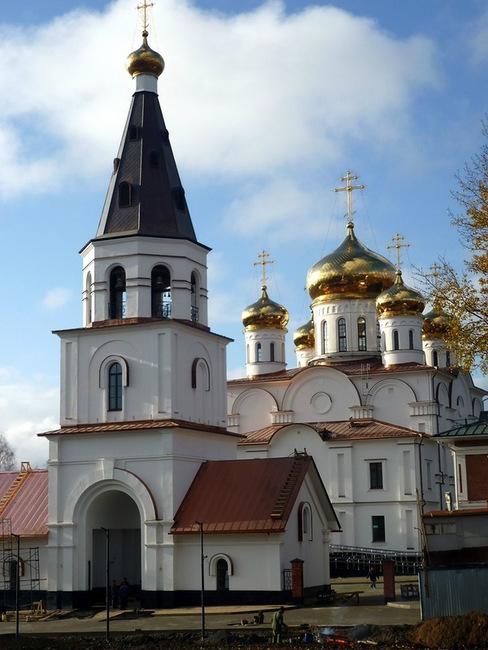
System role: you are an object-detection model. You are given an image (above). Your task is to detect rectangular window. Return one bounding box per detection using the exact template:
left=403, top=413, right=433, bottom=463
left=458, top=463, right=463, bottom=493
left=372, top=515, right=385, bottom=543
left=369, top=462, right=383, bottom=489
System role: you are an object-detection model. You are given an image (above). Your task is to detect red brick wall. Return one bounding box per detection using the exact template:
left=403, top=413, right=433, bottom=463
left=466, top=455, right=488, bottom=500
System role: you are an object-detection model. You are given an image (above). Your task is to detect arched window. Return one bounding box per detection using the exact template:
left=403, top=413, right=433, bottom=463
left=298, top=502, right=313, bottom=542
left=270, top=342, right=275, bottom=362
left=191, top=358, right=210, bottom=391
left=282, top=342, right=285, bottom=361
left=446, top=350, right=451, bottom=367
left=108, top=362, right=123, bottom=411
left=118, top=182, right=132, bottom=208
left=338, top=318, right=347, bottom=352
left=321, top=321, right=327, bottom=354
left=109, top=267, right=126, bottom=319
left=393, top=330, right=399, bottom=351
left=256, top=342, right=262, bottom=362
left=151, top=265, right=171, bottom=318
left=246, top=344, right=250, bottom=363
left=381, top=332, right=386, bottom=351
left=191, top=272, right=199, bottom=322
left=433, top=350, right=438, bottom=366
left=216, top=558, right=229, bottom=592
left=357, top=317, right=367, bottom=351
left=409, top=329, right=414, bottom=350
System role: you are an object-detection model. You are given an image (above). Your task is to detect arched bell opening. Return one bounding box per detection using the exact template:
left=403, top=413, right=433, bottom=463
left=151, top=265, right=172, bottom=318
left=109, top=267, right=127, bottom=319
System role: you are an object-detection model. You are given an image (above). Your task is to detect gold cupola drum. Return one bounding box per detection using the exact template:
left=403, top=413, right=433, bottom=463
left=243, top=252, right=289, bottom=378
left=293, top=318, right=315, bottom=368
left=376, top=270, right=425, bottom=318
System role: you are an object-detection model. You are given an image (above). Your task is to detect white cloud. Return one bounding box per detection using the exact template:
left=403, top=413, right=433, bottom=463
left=42, top=287, right=72, bottom=310
left=0, top=0, right=439, bottom=198
left=226, top=177, right=344, bottom=241
left=0, top=368, right=55, bottom=467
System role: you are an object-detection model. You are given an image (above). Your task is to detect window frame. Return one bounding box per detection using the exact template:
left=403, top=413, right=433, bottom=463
left=321, top=321, right=327, bottom=354
left=372, top=515, right=386, bottom=543
left=408, top=329, right=414, bottom=350
left=357, top=317, right=367, bottom=351
left=270, top=342, right=275, bottom=362
left=338, top=318, right=347, bottom=352
left=151, top=265, right=172, bottom=318
left=393, top=329, right=400, bottom=351
left=256, top=342, right=262, bottom=362
left=369, top=461, right=384, bottom=490
left=108, top=362, right=123, bottom=411
left=109, top=266, right=127, bottom=320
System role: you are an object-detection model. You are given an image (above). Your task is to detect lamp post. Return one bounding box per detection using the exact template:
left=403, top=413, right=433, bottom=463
left=101, top=527, right=110, bottom=641
left=195, top=521, right=205, bottom=642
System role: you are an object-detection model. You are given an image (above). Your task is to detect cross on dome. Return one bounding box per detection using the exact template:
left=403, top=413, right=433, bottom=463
left=254, top=250, right=274, bottom=288
left=334, top=170, right=366, bottom=226
left=387, top=233, right=410, bottom=271
left=428, top=262, right=442, bottom=288
left=137, top=0, right=154, bottom=34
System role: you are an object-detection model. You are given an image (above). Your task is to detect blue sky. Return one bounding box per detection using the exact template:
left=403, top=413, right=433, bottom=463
left=0, top=0, right=487, bottom=464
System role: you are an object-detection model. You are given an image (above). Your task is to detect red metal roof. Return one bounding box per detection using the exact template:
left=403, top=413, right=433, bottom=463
left=424, top=507, right=488, bottom=518
left=228, top=359, right=433, bottom=385
left=39, top=418, right=243, bottom=438
left=239, top=419, right=421, bottom=446
left=0, top=470, right=48, bottom=537
left=172, top=456, right=312, bottom=534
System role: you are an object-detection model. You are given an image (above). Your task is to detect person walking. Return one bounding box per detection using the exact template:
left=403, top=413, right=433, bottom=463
left=271, top=606, right=285, bottom=643
left=367, top=566, right=378, bottom=589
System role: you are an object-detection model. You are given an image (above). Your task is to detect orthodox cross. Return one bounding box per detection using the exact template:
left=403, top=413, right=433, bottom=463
left=137, top=0, right=154, bottom=32
left=254, top=250, right=274, bottom=287
left=334, top=170, right=366, bottom=225
left=428, top=262, right=442, bottom=289
left=387, top=233, right=410, bottom=270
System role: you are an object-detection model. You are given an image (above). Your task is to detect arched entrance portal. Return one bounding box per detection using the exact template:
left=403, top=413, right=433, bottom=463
left=86, top=490, right=141, bottom=600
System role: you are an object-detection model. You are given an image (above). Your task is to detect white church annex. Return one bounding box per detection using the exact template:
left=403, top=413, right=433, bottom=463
left=24, top=19, right=340, bottom=609
left=228, top=181, right=486, bottom=555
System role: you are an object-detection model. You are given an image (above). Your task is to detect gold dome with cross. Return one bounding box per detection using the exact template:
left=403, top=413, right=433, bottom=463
left=127, top=1, right=165, bottom=78
left=306, top=171, right=396, bottom=303
left=242, top=251, right=289, bottom=331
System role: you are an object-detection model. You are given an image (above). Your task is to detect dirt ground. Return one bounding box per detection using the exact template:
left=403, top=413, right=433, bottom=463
left=0, top=625, right=415, bottom=649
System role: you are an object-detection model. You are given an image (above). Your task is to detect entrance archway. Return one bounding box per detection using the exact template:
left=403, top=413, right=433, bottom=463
left=85, top=490, right=141, bottom=597
left=216, top=558, right=229, bottom=592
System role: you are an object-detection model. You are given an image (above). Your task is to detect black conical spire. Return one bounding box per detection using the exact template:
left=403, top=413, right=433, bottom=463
left=96, top=90, right=196, bottom=242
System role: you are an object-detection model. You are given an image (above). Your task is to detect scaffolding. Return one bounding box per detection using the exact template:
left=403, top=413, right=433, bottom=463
left=0, top=518, right=41, bottom=611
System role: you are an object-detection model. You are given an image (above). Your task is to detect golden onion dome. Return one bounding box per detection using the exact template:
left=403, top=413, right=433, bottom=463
left=423, top=308, right=451, bottom=339
left=242, top=286, right=289, bottom=331
left=306, top=222, right=396, bottom=303
left=293, top=319, right=315, bottom=350
left=127, top=31, right=165, bottom=78
left=376, top=270, right=425, bottom=318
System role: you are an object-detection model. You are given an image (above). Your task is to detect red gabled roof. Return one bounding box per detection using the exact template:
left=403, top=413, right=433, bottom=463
left=0, top=470, right=48, bottom=537
left=39, top=418, right=243, bottom=438
left=171, top=456, right=312, bottom=534
left=238, top=419, right=421, bottom=446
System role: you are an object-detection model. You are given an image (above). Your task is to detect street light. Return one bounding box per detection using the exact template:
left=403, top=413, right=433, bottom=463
left=195, top=521, right=205, bottom=642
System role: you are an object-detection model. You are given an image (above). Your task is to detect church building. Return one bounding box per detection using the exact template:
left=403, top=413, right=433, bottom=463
left=0, top=17, right=340, bottom=608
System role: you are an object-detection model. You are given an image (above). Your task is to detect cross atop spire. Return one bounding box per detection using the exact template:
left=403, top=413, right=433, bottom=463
left=334, top=170, right=366, bottom=226
left=387, top=233, right=410, bottom=270
left=137, top=0, right=154, bottom=34
left=254, top=250, right=274, bottom=288
left=428, top=262, right=442, bottom=289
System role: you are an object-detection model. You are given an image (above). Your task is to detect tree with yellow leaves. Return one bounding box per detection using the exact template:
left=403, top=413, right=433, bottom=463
left=420, top=123, right=488, bottom=373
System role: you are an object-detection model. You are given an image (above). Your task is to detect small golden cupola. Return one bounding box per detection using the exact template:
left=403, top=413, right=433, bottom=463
left=376, top=234, right=427, bottom=368
left=242, top=285, right=289, bottom=332
left=127, top=30, right=165, bottom=78
left=293, top=318, right=315, bottom=368
left=243, top=252, right=289, bottom=378
left=376, top=270, right=425, bottom=318
left=422, top=309, right=451, bottom=339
